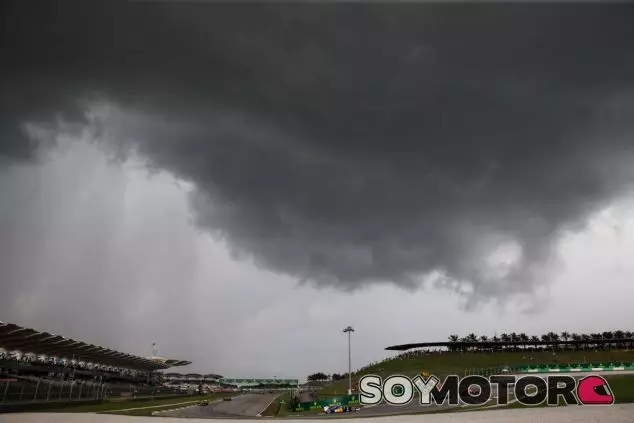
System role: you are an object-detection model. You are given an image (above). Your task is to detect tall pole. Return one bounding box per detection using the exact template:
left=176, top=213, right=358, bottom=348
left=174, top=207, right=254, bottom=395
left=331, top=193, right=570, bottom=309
left=348, top=330, right=351, bottom=394
left=343, top=326, right=354, bottom=395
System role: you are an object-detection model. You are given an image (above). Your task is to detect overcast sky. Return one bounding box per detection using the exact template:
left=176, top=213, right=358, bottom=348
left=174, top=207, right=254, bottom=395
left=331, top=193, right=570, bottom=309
left=2, top=2, right=634, bottom=380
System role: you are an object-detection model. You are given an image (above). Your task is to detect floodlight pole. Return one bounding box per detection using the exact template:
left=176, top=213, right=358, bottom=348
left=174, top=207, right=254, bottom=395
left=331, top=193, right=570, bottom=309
left=343, top=326, right=354, bottom=395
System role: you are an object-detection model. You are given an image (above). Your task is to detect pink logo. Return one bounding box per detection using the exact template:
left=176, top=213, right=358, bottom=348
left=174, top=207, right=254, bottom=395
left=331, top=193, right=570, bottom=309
left=576, top=375, right=614, bottom=405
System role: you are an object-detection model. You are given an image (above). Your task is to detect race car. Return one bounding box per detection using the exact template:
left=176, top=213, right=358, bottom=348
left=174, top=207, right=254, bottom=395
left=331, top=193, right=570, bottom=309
left=223, top=396, right=233, bottom=401
left=323, top=405, right=359, bottom=414
left=199, top=400, right=209, bottom=406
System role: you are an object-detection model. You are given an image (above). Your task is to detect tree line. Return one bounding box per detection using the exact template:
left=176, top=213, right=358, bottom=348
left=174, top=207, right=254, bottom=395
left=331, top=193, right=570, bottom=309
left=447, top=330, right=634, bottom=352
left=306, top=372, right=348, bottom=382
left=308, top=330, right=634, bottom=383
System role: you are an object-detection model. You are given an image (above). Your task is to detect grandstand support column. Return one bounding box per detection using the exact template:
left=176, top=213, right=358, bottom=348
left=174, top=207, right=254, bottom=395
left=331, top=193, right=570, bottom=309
left=1, top=381, right=9, bottom=404
left=46, top=381, right=52, bottom=401
left=33, top=378, right=40, bottom=400
left=19, top=380, right=25, bottom=401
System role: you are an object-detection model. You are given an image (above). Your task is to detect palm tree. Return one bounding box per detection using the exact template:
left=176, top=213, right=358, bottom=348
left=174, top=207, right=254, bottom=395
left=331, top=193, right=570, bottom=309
left=560, top=331, right=570, bottom=348
left=465, top=333, right=478, bottom=351
left=625, top=331, right=634, bottom=350
left=530, top=335, right=540, bottom=351
left=601, top=331, right=614, bottom=349
left=582, top=334, right=592, bottom=351
left=491, top=334, right=500, bottom=352
left=448, top=334, right=459, bottom=352
left=500, top=333, right=510, bottom=350
left=479, top=335, right=489, bottom=353
left=571, top=333, right=582, bottom=351
left=560, top=331, right=570, bottom=351
left=448, top=334, right=459, bottom=351
left=519, top=333, right=529, bottom=351
left=613, top=330, right=625, bottom=350
left=546, top=332, right=558, bottom=350
left=458, top=336, right=470, bottom=352
left=510, top=332, right=519, bottom=351
left=541, top=333, right=555, bottom=351
left=591, top=333, right=603, bottom=349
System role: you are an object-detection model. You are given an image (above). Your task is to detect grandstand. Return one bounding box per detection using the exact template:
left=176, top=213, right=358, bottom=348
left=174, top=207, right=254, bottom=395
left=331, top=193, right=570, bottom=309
left=161, top=373, right=226, bottom=393
left=163, top=373, right=223, bottom=383
left=0, top=321, right=191, bottom=408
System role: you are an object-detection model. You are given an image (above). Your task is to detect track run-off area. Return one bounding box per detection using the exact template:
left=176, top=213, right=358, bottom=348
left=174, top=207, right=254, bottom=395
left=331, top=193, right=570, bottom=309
left=154, top=393, right=282, bottom=418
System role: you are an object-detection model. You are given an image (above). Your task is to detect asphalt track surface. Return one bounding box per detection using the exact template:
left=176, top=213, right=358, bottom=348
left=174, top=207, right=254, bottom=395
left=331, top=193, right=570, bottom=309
left=290, top=384, right=504, bottom=418
left=156, top=393, right=281, bottom=418
left=3, top=405, right=634, bottom=423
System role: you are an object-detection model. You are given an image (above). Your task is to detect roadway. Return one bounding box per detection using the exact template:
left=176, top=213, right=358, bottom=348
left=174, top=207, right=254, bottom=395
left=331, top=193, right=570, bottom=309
left=155, top=393, right=281, bottom=418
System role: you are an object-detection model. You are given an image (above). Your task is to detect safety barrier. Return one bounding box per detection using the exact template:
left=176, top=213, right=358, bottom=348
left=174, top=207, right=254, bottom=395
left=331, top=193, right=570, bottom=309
left=290, top=394, right=360, bottom=412
left=465, top=362, right=634, bottom=376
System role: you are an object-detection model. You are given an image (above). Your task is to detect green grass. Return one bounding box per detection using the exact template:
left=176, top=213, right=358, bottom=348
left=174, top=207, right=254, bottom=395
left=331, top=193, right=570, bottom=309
left=111, top=402, right=204, bottom=417
left=487, top=374, right=634, bottom=410
left=108, top=393, right=241, bottom=416
left=261, top=392, right=291, bottom=417
left=606, top=374, right=634, bottom=404
left=37, top=393, right=231, bottom=414
left=318, top=350, right=634, bottom=396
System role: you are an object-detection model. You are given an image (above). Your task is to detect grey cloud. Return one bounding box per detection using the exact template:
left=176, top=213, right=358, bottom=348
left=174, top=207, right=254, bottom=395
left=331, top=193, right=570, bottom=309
left=3, top=2, right=634, bottom=308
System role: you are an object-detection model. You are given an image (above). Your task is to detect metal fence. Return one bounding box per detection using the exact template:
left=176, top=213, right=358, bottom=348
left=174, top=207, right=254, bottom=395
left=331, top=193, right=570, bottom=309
left=463, top=362, right=634, bottom=376
left=0, top=378, right=106, bottom=404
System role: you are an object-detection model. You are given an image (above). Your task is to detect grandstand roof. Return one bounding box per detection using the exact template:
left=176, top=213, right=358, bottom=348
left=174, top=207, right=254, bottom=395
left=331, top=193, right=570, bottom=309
left=0, top=321, right=191, bottom=371
left=162, top=372, right=223, bottom=379
left=385, top=338, right=634, bottom=351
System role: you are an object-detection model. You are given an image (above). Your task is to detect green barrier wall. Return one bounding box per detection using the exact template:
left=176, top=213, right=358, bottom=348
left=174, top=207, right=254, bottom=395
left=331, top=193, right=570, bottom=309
left=467, top=362, right=634, bottom=376
left=290, top=395, right=360, bottom=412
left=516, top=362, right=634, bottom=373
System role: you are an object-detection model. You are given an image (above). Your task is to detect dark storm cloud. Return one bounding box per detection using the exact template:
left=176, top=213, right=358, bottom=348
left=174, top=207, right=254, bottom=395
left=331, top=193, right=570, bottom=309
left=2, top=1, right=634, bottom=306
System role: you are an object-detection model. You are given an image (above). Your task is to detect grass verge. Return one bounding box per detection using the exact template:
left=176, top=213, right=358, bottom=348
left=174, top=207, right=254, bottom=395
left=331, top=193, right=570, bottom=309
left=486, top=374, right=634, bottom=410
left=37, top=393, right=232, bottom=414
left=318, top=350, right=634, bottom=396
left=261, top=392, right=291, bottom=417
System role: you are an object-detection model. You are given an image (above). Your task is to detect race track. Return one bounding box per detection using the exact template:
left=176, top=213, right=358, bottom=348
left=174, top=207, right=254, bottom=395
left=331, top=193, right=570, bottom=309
left=293, top=384, right=504, bottom=418
left=2, top=404, right=634, bottom=423
left=156, top=393, right=281, bottom=418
